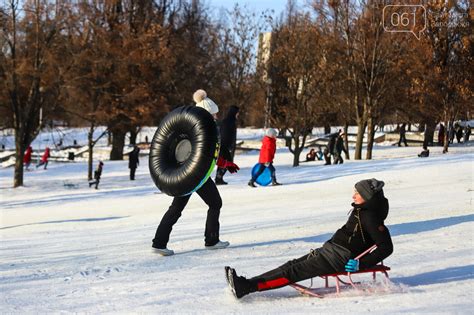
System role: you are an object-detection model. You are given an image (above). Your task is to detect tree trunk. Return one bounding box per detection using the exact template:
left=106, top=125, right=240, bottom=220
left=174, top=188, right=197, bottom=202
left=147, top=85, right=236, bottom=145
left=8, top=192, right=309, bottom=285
left=354, top=119, right=366, bottom=160
left=423, top=121, right=436, bottom=147
left=343, top=123, right=350, bottom=160
left=292, top=135, right=301, bottom=167
left=87, top=126, right=94, bottom=180
left=13, top=139, right=25, bottom=188
left=129, top=128, right=138, bottom=145
left=365, top=117, right=375, bottom=160
left=110, top=130, right=126, bottom=160
left=324, top=124, right=331, bottom=134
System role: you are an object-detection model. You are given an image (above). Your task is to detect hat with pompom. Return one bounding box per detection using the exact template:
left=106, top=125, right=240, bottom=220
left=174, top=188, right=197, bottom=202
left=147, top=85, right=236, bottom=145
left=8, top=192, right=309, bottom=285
left=355, top=178, right=385, bottom=201
left=193, top=89, right=219, bottom=115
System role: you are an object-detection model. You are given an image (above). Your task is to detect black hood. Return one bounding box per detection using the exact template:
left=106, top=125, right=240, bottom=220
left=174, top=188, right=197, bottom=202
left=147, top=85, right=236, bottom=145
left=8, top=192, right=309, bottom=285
left=353, top=191, right=389, bottom=221
left=225, top=106, right=239, bottom=121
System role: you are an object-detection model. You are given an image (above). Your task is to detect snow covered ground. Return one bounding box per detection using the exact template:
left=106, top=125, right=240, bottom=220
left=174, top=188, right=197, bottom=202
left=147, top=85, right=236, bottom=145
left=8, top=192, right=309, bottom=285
left=1, top=137, right=473, bottom=313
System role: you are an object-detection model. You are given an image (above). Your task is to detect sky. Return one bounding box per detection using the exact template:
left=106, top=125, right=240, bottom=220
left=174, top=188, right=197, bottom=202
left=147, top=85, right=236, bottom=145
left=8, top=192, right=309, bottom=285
left=207, top=0, right=304, bottom=16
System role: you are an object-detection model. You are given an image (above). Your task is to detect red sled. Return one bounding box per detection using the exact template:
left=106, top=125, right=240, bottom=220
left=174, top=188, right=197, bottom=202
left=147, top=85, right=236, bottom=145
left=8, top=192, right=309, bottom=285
left=290, top=245, right=391, bottom=298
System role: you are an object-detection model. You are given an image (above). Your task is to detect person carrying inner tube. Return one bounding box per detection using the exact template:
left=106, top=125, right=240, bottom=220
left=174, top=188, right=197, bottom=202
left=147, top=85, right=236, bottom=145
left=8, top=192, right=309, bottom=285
left=215, top=105, right=240, bottom=185
left=152, top=89, right=240, bottom=256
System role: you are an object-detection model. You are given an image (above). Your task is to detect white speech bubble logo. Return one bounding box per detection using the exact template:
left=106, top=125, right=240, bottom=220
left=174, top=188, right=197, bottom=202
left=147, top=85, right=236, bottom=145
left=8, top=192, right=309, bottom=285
left=383, top=5, right=426, bottom=40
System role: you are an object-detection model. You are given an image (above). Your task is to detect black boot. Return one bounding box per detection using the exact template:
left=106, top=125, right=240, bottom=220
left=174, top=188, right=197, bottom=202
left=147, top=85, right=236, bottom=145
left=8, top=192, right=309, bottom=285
left=248, top=180, right=257, bottom=188
left=215, top=177, right=228, bottom=185
left=225, top=267, right=254, bottom=299
left=271, top=179, right=282, bottom=186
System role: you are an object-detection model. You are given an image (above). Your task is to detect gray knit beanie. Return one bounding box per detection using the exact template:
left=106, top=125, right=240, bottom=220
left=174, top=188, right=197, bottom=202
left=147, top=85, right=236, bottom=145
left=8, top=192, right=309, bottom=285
left=355, top=178, right=385, bottom=201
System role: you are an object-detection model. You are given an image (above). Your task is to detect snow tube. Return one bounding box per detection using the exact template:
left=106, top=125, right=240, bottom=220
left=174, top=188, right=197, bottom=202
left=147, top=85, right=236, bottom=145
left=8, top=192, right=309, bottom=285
left=149, top=106, right=219, bottom=196
left=251, top=163, right=272, bottom=186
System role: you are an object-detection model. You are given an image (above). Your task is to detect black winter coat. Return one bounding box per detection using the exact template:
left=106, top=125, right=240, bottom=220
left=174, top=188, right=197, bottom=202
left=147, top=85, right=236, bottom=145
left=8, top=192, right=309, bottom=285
left=218, top=106, right=239, bottom=162
left=335, top=136, right=347, bottom=154
left=331, top=192, right=393, bottom=269
left=128, top=147, right=140, bottom=169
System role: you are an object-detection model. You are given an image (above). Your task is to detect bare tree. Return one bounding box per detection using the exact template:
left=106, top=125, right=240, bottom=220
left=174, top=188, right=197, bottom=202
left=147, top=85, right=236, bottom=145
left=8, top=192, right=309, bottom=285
left=268, top=13, right=326, bottom=166
left=0, top=0, right=65, bottom=187
left=216, top=4, right=262, bottom=122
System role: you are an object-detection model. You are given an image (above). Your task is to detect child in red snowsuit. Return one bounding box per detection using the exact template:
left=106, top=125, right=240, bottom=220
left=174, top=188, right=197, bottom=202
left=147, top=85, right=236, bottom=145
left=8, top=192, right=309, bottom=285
left=23, top=146, right=33, bottom=170
left=248, top=128, right=281, bottom=187
left=36, top=147, right=50, bottom=169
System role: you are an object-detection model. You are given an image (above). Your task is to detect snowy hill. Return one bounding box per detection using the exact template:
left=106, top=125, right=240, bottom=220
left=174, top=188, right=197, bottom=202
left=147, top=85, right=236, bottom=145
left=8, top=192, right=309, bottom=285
left=0, top=140, right=473, bottom=313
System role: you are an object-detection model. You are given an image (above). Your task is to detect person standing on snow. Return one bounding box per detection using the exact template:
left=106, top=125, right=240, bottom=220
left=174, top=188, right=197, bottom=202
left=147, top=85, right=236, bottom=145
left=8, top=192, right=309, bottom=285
left=398, top=123, right=408, bottom=147
left=36, top=147, right=50, bottom=169
left=89, top=161, right=104, bottom=189
left=248, top=128, right=281, bottom=187
left=128, top=145, right=140, bottom=180
left=225, top=178, right=393, bottom=299
left=215, top=105, right=240, bottom=185
left=152, top=89, right=240, bottom=256
left=334, top=130, right=348, bottom=164
left=23, top=146, right=33, bottom=170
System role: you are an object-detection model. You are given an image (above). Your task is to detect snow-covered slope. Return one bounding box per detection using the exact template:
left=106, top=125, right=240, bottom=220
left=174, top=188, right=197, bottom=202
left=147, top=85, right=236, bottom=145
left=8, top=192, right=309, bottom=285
left=1, top=141, right=473, bottom=313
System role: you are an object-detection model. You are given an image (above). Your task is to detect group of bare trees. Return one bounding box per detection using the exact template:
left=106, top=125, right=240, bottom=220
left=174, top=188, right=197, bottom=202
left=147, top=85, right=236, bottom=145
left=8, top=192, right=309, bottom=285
left=1, top=0, right=262, bottom=187
left=263, top=0, right=472, bottom=165
left=1, top=0, right=472, bottom=186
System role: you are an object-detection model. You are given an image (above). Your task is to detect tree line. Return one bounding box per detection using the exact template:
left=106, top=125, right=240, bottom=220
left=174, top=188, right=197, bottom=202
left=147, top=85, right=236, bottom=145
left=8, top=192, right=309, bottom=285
left=0, top=0, right=472, bottom=187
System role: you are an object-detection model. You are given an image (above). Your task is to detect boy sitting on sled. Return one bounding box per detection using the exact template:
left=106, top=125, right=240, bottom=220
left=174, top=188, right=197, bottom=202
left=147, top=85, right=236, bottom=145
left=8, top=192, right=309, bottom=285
left=225, top=178, right=393, bottom=298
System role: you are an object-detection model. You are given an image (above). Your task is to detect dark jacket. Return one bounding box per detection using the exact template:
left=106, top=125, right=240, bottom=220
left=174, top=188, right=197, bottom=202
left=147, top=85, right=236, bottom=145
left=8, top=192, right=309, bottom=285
left=128, top=146, right=140, bottom=169
left=94, top=163, right=103, bottom=180
left=327, top=134, right=337, bottom=154
left=335, top=136, right=347, bottom=155
left=218, top=106, right=239, bottom=162
left=331, top=192, right=393, bottom=269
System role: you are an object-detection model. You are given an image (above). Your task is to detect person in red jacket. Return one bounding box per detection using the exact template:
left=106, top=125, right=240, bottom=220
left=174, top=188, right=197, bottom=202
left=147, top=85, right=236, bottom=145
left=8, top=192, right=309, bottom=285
left=248, top=128, right=281, bottom=187
left=36, top=147, right=50, bottom=169
left=23, top=146, right=33, bottom=170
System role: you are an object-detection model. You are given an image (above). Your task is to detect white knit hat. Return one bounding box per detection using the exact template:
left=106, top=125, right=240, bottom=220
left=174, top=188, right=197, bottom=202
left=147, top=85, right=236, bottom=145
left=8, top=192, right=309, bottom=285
left=193, top=89, right=207, bottom=103
left=265, top=128, right=278, bottom=138
left=195, top=97, right=219, bottom=115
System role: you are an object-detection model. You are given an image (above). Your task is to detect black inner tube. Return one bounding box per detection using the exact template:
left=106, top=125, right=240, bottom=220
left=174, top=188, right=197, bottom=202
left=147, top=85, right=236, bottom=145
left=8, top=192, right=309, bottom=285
left=149, top=106, right=218, bottom=196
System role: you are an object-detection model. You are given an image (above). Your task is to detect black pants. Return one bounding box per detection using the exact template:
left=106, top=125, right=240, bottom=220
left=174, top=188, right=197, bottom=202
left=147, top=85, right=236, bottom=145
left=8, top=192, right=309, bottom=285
left=215, top=167, right=227, bottom=181
left=130, top=167, right=136, bottom=180
left=250, top=241, right=351, bottom=291
left=333, top=152, right=343, bottom=164
left=398, top=135, right=408, bottom=146
left=251, top=163, right=276, bottom=182
left=153, top=178, right=223, bottom=248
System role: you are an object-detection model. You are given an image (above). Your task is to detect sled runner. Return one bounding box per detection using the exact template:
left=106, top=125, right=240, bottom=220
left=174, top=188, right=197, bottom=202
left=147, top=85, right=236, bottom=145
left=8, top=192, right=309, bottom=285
left=290, top=245, right=391, bottom=297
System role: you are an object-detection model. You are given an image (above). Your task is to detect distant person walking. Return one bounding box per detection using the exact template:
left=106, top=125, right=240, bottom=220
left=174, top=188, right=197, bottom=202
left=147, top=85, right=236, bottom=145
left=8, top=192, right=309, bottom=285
left=216, top=105, right=240, bottom=185
left=23, top=146, right=33, bottom=170
left=36, top=147, right=50, bottom=170
left=89, top=161, right=104, bottom=189
left=334, top=130, right=348, bottom=164
left=464, top=125, right=471, bottom=143
left=128, top=145, right=140, bottom=180
left=455, top=124, right=463, bottom=143
left=248, top=128, right=281, bottom=187
left=398, top=123, right=408, bottom=147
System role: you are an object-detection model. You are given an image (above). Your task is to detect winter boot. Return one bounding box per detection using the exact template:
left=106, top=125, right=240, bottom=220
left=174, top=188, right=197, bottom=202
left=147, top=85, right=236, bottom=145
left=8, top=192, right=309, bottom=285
left=205, top=240, right=230, bottom=249
left=225, top=267, right=255, bottom=299
left=152, top=246, right=174, bottom=256
left=271, top=179, right=282, bottom=186
left=248, top=180, right=257, bottom=188
left=215, top=177, right=228, bottom=185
